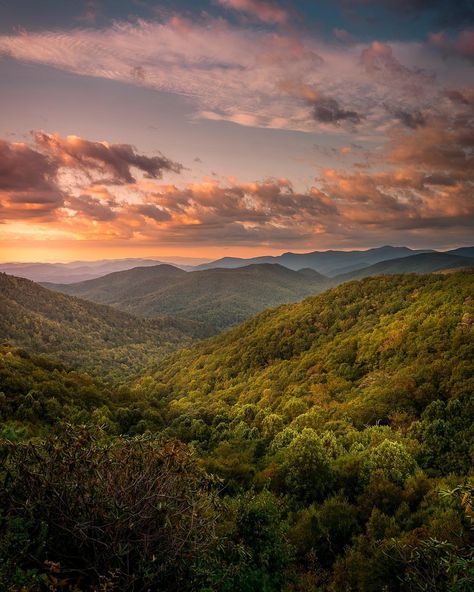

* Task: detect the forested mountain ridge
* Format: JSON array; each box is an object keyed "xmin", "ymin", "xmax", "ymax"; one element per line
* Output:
[
  {"xmin": 334, "ymin": 252, "xmax": 474, "ymax": 282},
  {"xmin": 143, "ymin": 271, "xmax": 473, "ymax": 429},
  {"xmin": 120, "ymin": 270, "xmax": 472, "ymax": 590},
  {"xmin": 0, "ymin": 272, "xmax": 206, "ymax": 379},
  {"xmin": 1, "ymin": 271, "xmax": 473, "ymax": 591},
  {"xmin": 44, "ymin": 263, "xmax": 330, "ymax": 332},
  {"xmin": 0, "ymin": 258, "xmax": 172, "ymax": 283},
  {"xmin": 42, "ymin": 257, "xmax": 474, "ymax": 338},
  {"xmin": 44, "ymin": 264, "xmax": 187, "ymax": 303},
  {"xmin": 194, "ymin": 245, "xmax": 434, "ymax": 275}
]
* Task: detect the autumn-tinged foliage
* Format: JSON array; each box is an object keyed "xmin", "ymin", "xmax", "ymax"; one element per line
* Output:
[
  {"xmin": 0, "ymin": 271, "xmax": 473, "ymax": 590},
  {"xmin": 0, "ymin": 272, "xmax": 205, "ymax": 380}
]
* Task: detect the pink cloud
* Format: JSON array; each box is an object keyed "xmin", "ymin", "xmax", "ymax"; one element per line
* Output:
[
  {"xmin": 430, "ymin": 29, "xmax": 474, "ymax": 63},
  {"xmin": 216, "ymin": 0, "xmax": 289, "ymax": 24},
  {"xmin": 0, "ymin": 16, "xmax": 448, "ymax": 134}
]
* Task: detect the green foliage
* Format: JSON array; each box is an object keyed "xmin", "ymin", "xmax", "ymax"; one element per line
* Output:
[
  {"xmin": 0, "ymin": 272, "xmax": 200, "ymax": 380},
  {"xmin": 0, "ymin": 425, "xmax": 219, "ymax": 591},
  {"xmin": 50, "ymin": 263, "xmax": 329, "ymax": 334},
  {"xmin": 197, "ymin": 490, "xmax": 293, "ymax": 592},
  {"xmin": 1, "ymin": 271, "xmax": 473, "ymax": 590},
  {"xmin": 361, "ymin": 439, "xmax": 417, "ymax": 486},
  {"xmin": 282, "ymin": 428, "xmax": 334, "ymax": 502},
  {"xmin": 147, "ymin": 272, "xmax": 474, "ymax": 431}
]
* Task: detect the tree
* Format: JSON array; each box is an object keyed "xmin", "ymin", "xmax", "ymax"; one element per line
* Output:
[
  {"xmin": 282, "ymin": 428, "xmax": 334, "ymax": 502},
  {"xmin": 362, "ymin": 439, "xmax": 417, "ymax": 486}
]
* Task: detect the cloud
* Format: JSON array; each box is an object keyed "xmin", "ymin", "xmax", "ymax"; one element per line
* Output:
[
  {"xmin": 444, "ymin": 89, "xmax": 472, "ymax": 105},
  {"xmin": 360, "ymin": 41, "xmax": 433, "ymax": 93},
  {"xmin": 390, "ymin": 108, "xmax": 426, "ymax": 128},
  {"xmin": 0, "ymin": 15, "xmax": 451, "ymax": 134},
  {"xmin": 34, "ymin": 132, "xmax": 182, "ymax": 184},
  {"xmin": 66, "ymin": 193, "xmax": 118, "ymax": 221},
  {"xmin": 77, "ymin": 0, "xmax": 101, "ymax": 25},
  {"xmin": 0, "ymin": 140, "xmax": 63, "ymax": 221},
  {"xmin": 216, "ymin": 0, "xmax": 289, "ymax": 24},
  {"xmin": 333, "ymin": 28, "xmax": 354, "ymax": 45},
  {"xmin": 0, "ymin": 140, "xmax": 57, "ymax": 191},
  {"xmin": 430, "ymin": 29, "xmax": 474, "ymax": 64},
  {"xmin": 129, "ymin": 203, "xmax": 171, "ymax": 222},
  {"xmin": 386, "ymin": 116, "xmax": 474, "ymax": 181},
  {"xmin": 279, "ymin": 81, "xmax": 363, "ymax": 126},
  {"xmin": 3, "ymin": 118, "xmax": 472, "ymax": 249},
  {"xmin": 0, "ymin": 133, "xmax": 182, "ymax": 223},
  {"xmin": 313, "ymin": 110, "xmax": 474, "ymax": 233},
  {"xmin": 310, "ymin": 95, "xmax": 362, "ymax": 124},
  {"xmin": 1, "ymin": 83, "xmax": 472, "ymax": 247}
]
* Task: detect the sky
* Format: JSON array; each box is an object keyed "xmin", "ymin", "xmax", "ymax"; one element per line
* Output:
[{"xmin": 0, "ymin": 0, "xmax": 473, "ymax": 262}]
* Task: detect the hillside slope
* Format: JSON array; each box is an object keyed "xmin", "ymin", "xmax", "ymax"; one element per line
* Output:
[
  {"xmin": 334, "ymin": 252, "xmax": 474, "ymax": 282},
  {"xmin": 45, "ymin": 264, "xmax": 330, "ymax": 332},
  {"xmin": 0, "ymin": 273, "xmax": 204, "ymax": 379},
  {"xmin": 2, "ymin": 271, "xmax": 474, "ymax": 591},
  {"xmin": 45, "ymin": 264, "xmax": 187, "ymax": 304},
  {"xmin": 146, "ymin": 271, "xmax": 473, "ymax": 429}
]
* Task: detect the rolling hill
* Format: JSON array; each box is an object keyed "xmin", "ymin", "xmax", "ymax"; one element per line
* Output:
[
  {"xmin": 44, "ymin": 263, "xmax": 330, "ymax": 333},
  {"xmin": 0, "ymin": 273, "xmax": 205, "ymax": 379},
  {"xmin": 0, "ymin": 258, "xmax": 171, "ymax": 284},
  {"xmin": 333, "ymin": 252, "xmax": 474, "ymax": 282},
  {"xmin": 2, "ymin": 270, "xmax": 474, "ymax": 591},
  {"xmin": 194, "ymin": 245, "xmax": 433, "ymax": 276},
  {"xmin": 145, "ymin": 271, "xmax": 474, "ymax": 428}
]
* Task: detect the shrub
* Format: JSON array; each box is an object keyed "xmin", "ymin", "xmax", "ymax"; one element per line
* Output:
[{"xmin": 0, "ymin": 425, "xmax": 219, "ymax": 591}]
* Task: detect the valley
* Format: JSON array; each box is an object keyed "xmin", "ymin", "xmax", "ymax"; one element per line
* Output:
[{"xmin": 1, "ymin": 265, "xmax": 473, "ymax": 591}]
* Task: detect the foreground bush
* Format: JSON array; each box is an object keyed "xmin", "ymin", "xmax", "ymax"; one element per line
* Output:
[{"xmin": 0, "ymin": 425, "xmax": 219, "ymax": 591}]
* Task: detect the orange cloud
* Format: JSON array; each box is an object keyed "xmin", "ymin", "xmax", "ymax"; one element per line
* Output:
[
  {"xmin": 314, "ymin": 111, "xmax": 474, "ymax": 230},
  {"xmin": 1, "ymin": 114, "xmax": 472, "ymax": 252}
]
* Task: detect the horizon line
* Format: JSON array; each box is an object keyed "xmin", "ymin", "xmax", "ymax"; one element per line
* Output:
[{"xmin": 0, "ymin": 244, "xmax": 472, "ymax": 265}]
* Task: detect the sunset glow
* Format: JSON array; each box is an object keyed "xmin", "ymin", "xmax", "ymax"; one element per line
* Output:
[{"xmin": 0, "ymin": 0, "xmax": 473, "ymax": 261}]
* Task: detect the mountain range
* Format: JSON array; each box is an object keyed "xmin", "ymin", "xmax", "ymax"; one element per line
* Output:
[
  {"xmin": 41, "ymin": 248, "xmax": 474, "ymax": 333},
  {"xmin": 44, "ymin": 263, "xmax": 330, "ymax": 333},
  {"xmin": 3, "ymin": 246, "xmax": 473, "ymax": 284},
  {"xmin": 1, "ymin": 263, "xmax": 473, "ymax": 591},
  {"xmin": 0, "ymin": 257, "xmax": 207, "ymax": 284},
  {"xmin": 333, "ymin": 252, "xmax": 474, "ymax": 282},
  {"xmin": 194, "ymin": 245, "xmax": 435, "ymax": 275}
]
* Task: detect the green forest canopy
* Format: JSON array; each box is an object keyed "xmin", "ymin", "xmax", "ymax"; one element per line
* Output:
[{"xmin": 0, "ymin": 271, "xmax": 473, "ymax": 591}]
